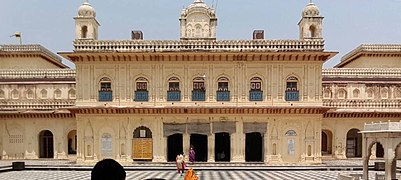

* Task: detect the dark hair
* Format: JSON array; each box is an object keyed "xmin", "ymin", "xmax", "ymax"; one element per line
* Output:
[{"xmin": 91, "ymin": 159, "xmax": 126, "ymax": 180}]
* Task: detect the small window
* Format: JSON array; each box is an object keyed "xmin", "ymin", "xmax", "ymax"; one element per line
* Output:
[
  {"xmin": 395, "ymin": 88, "xmax": 401, "ymax": 98},
  {"xmin": 0, "ymin": 90, "xmax": 5, "ymax": 99},
  {"xmin": 54, "ymin": 89, "xmax": 62, "ymax": 99},
  {"xmin": 193, "ymin": 77, "xmax": 205, "ymax": 91},
  {"xmin": 168, "ymin": 77, "xmax": 180, "ymax": 91},
  {"xmin": 381, "ymin": 88, "xmax": 388, "ymax": 99},
  {"xmin": 309, "ymin": 25, "xmax": 316, "ymax": 38},
  {"xmin": 286, "ymin": 76, "xmax": 298, "ymax": 91},
  {"xmin": 136, "ymin": 77, "xmax": 148, "ymax": 91},
  {"xmin": 367, "ymin": 89, "xmax": 374, "ymax": 99},
  {"xmin": 323, "ymin": 89, "xmax": 331, "ymax": 99},
  {"xmin": 250, "ymin": 77, "xmax": 262, "ymax": 91},
  {"xmin": 81, "ymin": 26, "xmax": 88, "ymax": 39},
  {"xmin": 68, "ymin": 89, "xmax": 76, "ymax": 99},
  {"xmin": 41, "ymin": 89, "xmax": 47, "ymax": 99},
  {"xmin": 353, "ymin": 89, "xmax": 360, "ymax": 98},
  {"xmin": 26, "ymin": 89, "xmax": 34, "ymax": 99},
  {"xmin": 217, "ymin": 77, "xmax": 229, "ymax": 91},
  {"xmin": 11, "ymin": 89, "xmax": 19, "ymax": 99},
  {"xmin": 338, "ymin": 89, "xmax": 346, "ymax": 99},
  {"xmin": 100, "ymin": 77, "xmax": 112, "ymax": 91}
]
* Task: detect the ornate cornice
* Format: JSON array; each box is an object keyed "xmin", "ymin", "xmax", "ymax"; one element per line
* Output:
[
  {"xmin": 0, "ymin": 111, "xmax": 74, "ymax": 119},
  {"xmin": 324, "ymin": 111, "xmax": 401, "ymax": 118},
  {"xmin": 336, "ymin": 44, "xmax": 401, "ymax": 68},
  {"xmin": 0, "ymin": 44, "xmax": 68, "ymax": 68},
  {"xmin": 66, "ymin": 106, "xmax": 331, "ymax": 115},
  {"xmin": 70, "ymin": 39, "xmax": 325, "ymax": 53},
  {"xmin": 0, "ymin": 69, "xmax": 76, "ymax": 80},
  {"xmin": 322, "ymin": 68, "xmax": 401, "ymax": 78},
  {"xmin": 323, "ymin": 99, "xmax": 401, "ymax": 109},
  {"xmin": 0, "ymin": 99, "xmax": 75, "ymax": 110}
]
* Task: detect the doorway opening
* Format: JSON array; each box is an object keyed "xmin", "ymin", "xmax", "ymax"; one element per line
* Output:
[
  {"xmin": 215, "ymin": 132, "xmax": 230, "ymax": 162},
  {"xmin": 346, "ymin": 128, "xmax": 362, "ymax": 158},
  {"xmin": 245, "ymin": 132, "xmax": 263, "ymax": 162},
  {"xmin": 167, "ymin": 134, "xmax": 183, "ymax": 162},
  {"xmin": 39, "ymin": 130, "xmax": 54, "ymax": 158},
  {"xmin": 190, "ymin": 134, "xmax": 208, "ymax": 162}
]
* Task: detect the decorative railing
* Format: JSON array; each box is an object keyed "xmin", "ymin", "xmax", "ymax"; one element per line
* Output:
[
  {"xmin": 167, "ymin": 91, "xmax": 181, "ymax": 101},
  {"xmin": 192, "ymin": 90, "xmax": 206, "ymax": 101},
  {"xmin": 216, "ymin": 91, "xmax": 230, "ymax": 101},
  {"xmin": 322, "ymin": 68, "xmax": 401, "ymax": 78},
  {"xmin": 0, "ymin": 69, "xmax": 76, "ymax": 79},
  {"xmin": 364, "ymin": 121, "xmax": 401, "ymax": 131},
  {"xmin": 0, "ymin": 99, "xmax": 75, "ymax": 110},
  {"xmin": 99, "ymin": 91, "xmax": 113, "ymax": 102},
  {"xmin": 249, "ymin": 91, "xmax": 263, "ymax": 101},
  {"xmin": 0, "ymin": 44, "xmax": 62, "ymax": 62},
  {"xmin": 285, "ymin": 90, "xmax": 299, "ymax": 101},
  {"xmin": 342, "ymin": 44, "xmax": 401, "ymax": 62},
  {"xmin": 323, "ymin": 99, "xmax": 401, "ymax": 108},
  {"xmin": 73, "ymin": 39, "xmax": 325, "ymax": 52},
  {"xmin": 134, "ymin": 91, "xmax": 149, "ymax": 102}
]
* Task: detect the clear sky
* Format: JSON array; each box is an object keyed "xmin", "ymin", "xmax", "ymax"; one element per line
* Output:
[{"xmin": 1, "ymin": 0, "xmax": 401, "ymax": 68}]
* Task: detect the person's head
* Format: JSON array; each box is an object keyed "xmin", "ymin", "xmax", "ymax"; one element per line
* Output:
[{"xmin": 91, "ymin": 159, "xmax": 126, "ymax": 180}]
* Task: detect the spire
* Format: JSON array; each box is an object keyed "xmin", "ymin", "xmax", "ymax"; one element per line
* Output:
[{"xmin": 194, "ymin": 0, "xmax": 204, "ymax": 3}]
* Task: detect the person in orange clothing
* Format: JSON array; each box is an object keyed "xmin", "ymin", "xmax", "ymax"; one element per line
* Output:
[{"xmin": 184, "ymin": 168, "xmax": 198, "ymax": 180}]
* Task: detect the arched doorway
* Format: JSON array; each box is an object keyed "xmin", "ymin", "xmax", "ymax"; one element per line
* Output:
[
  {"xmin": 67, "ymin": 130, "xmax": 77, "ymax": 155},
  {"xmin": 245, "ymin": 132, "xmax": 263, "ymax": 162},
  {"xmin": 376, "ymin": 142, "xmax": 384, "ymax": 158},
  {"xmin": 39, "ymin": 130, "xmax": 54, "ymax": 158},
  {"xmin": 321, "ymin": 130, "xmax": 333, "ymax": 155},
  {"xmin": 215, "ymin": 132, "xmax": 230, "ymax": 162},
  {"xmin": 346, "ymin": 128, "xmax": 362, "ymax": 158},
  {"xmin": 167, "ymin": 134, "xmax": 183, "ymax": 162},
  {"xmin": 190, "ymin": 134, "xmax": 207, "ymax": 162},
  {"xmin": 132, "ymin": 126, "xmax": 153, "ymax": 161}
]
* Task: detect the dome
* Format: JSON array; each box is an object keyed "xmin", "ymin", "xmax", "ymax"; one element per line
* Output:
[
  {"xmin": 302, "ymin": 3, "xmax": 320, "ymax": 17},
  {"xmin": 78, "ymin": 2, "xmax": 96, "ymax": 17}
]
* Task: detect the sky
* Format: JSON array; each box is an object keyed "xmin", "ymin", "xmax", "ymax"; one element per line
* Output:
[{"xmin": 1, "ymin": 0, "xmax": 401, "ymax": 68}]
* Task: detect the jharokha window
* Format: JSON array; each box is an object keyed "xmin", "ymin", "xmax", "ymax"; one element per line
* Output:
[
  {"xmin": 249, "ymin": 77, "xmax": 263, "ymax": 101},
  {"xmin": 285, "ymin": 76, "xmax": 299, "ymax": 101},
  {"xmin": 192, "ymin": 77, "xmax": 206, "ymax": 101},
  {"xmin": 99, "ymin": 77, "xmax": 112, "ymax": 102},
  {"xmin": 167, "ymin": 77, "xmax": 181, "ymax": 101},
  {"xmin": 135, "ymin": 77, "xmax": 149, "ymax": 102},
  {"xmin": 217, "ymin": 77, "xmax": 230, "ymax": 101}
]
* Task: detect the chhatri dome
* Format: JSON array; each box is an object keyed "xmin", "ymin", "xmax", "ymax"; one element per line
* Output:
[
  {"xmin": 302, "ymin": 2, "xmax": 320, "ymax": 17},
  {"xmin": 78, "ymin": 0, "xmax": 96, "ymax": 17}
]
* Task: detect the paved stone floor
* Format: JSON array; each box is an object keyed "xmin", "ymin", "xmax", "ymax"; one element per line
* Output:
[{"xmin": 0, "ymin": 170, "xmax": 391, "ymax": 180}]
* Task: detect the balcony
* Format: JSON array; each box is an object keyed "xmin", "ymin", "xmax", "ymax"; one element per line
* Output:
[
  {"xmin": 249, "ymin": 91, "xmax": 263, "ymax": 101},
  {"xmin": 285, "ymin": 90, "xmax": 299, "ymax": 101},
  {"xmin": 192, "ymin": 90, "xmax": 206, "ymax": 101},
  {"xmin": 99, "ymin": 91, "xmax": 112, "ymax": 102},
  {"xmin": 167, "ymin": 91, "xmax": 181, "ymax": 101},
  {"xmin": 216, "ymin": 91, "xmax": 230, "ymax": 101},
  {"xmin": 135, "ymin": 91, "xmax": 149, "ymax": 102}
]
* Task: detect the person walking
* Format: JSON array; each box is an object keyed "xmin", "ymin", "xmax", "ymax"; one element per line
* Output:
[
  {"xmin": 189, "ymin": 145, "xmax": 195, "ymax": 164},
  {"xmin": 176, "ymin": 153, "xmax": 185, "ymax": 176}
]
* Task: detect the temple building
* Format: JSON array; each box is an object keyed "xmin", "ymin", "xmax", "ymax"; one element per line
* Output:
[{"xmin": 0, "ymin": 0, "xmax": 400, "ymax": 165}]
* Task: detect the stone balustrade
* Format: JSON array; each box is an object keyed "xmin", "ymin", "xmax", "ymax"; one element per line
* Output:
[
  {"xmin": 0, "ymin": 44, "xmax": 62, "ymax": 62},
  {"xmin": 364, "ymin": 120, "xmax": 401, "ymax": 132},
  {"xmin": 73, "ymin": 39, "xmax": 325, "ymax": 52},
  {"xmin": 323, "ymin": 99, "xmax": 401, "ymax": 108},
  {"xmin": 0, "ymin": 69, "xmax": 76, "ymax": 79},
  {"xmin": 0, "ymin": 99, "xmax": 75, "ymax": 110},
  {"xmin": 342, "ymin": 44, "xmax": 401, "ymax": 62},
  {"xmin": 322, "ymin": 68, "xmax": 401, "ymax": 78}
]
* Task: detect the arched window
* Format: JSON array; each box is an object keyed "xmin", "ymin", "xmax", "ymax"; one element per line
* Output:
[
  {"xmin": 81, "ymin": 26, "xmax": 88, "ymax": 39},
  {"xmin": 26, "ymin": 89, "xmax": 34, "ymax": 99},
  {"xmin": 249, "ymin": 77, "xmax": 263, "ymax": 101},
  {"xmin": 285, "ymin": 76, "xmax": 299, "ymax": 101},
  {"xmin": 54, "ymin": 89, "xmax": 62, "ymax": 99},
  {"xmin": 323, "ymin": 89, "xmax": 331, "ymax": 99},
  {"xmin": 309, "ymin": 25, "xmax": 316, "ymax": 38},
  {"xmin": 41, "ymin": 89, "xmax": 48, "ymax": 99},
  {"xmin": 0, "ymin": 89, "xmax": 4, "ymax": 99},
  {"xmin": 195, "ymin": 24, "xmax": 202, "ymax": 38},
  {"xmin": 167, "ymin": 77, "xmax": 180, "ymax": 101},
  {"xmin": 68, "ymin": 89, "xmax": 76, "ymax": 99},
  {"xmin": 135, "ymin": 77, "xmax": 149, "ymax": 102},
  {"xmin": 192, "ymin": 77, "xmax": 206, "ymax": 101},
  {"xmin": 11, "ymin": 89, "xmax": 19, "ymax": 99},
  {"xmin": 367, "ymin": 88, "xmax": 374, "ymax": 99},
  {"xmin": 338, "ymin": 89, "xmax": 347, "ymax": 99},
  {"xmin": 217, "ymin": 77, "xmax": 230, "ymax": 101},
  {"xmin": 353, "ymin": 89, "xmax": 360, "ymax": 98},
  {"xmin": 381, "ymin": 88, "xmax": 388, "ymax": 99},
  {"xmin": 99, "ymin": 77, "xmax": 112, "ymax": 102}
]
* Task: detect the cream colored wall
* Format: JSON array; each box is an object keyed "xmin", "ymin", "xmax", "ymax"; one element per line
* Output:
[
  {"xmin": 75, "ymin": 60, "xmax": 323, "ymax": 106},
  {"xmin": 322, "ymin": 117, "xmax": 401, "ymax": 159},
  {"xmin": 0, "ymin": 83, "xmax": 76, "ymax": 101},
  {"xmin": 1, "ymin": 57, "xmax": 60, "ymax": 69},
  {"xmin": 1, "ymin": 117, "xmax": 76, "ymax": 160},
  {"xmin": 0, "ymin": 120, "xmax": 3, "ymax": 159},
  {"xmin": 342, "ymin": 56, "xmax": 401, "ymax": 68},
  {"xmin": 76, "ymin": 113, "xmax": 322, "ymax": 164}
]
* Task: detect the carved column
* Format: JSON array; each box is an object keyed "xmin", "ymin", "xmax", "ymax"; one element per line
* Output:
[
  {"xmin": 233, "ymin": 121, "xmax": 245, "ymax": 162},
  {"xmin": 183, "ymin": 133, "xmax": 190, "ymax": 157}
]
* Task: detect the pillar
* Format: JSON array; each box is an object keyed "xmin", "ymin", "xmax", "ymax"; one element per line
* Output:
[
  {"xmin": 264, "ymin": 132, "xmax": 269, "ymax": 163},
  {"xmin": 183, "ymin": 133, "xmax": 190, "ymax": 157},
  {"xmin": 391, "ymin": 159, "xmax": 396, "ymax": 179},
  {"xmin": 207, "ymin": 134, "xmax": 215, "ymax": 162},
  {"xmin": 232, "ymin": 121, "xmax": 244, "ymax": 162},
  {"xmin": 362, "ymin": 156, "xmax": 369, "ymax": 180},
  {"xmin": 362, "ymin": 136, "xmax": 369, "ymax": 180},
  {"xmin": 384, "ymin": 145, "xmax": 395, "ymax": 180}
]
